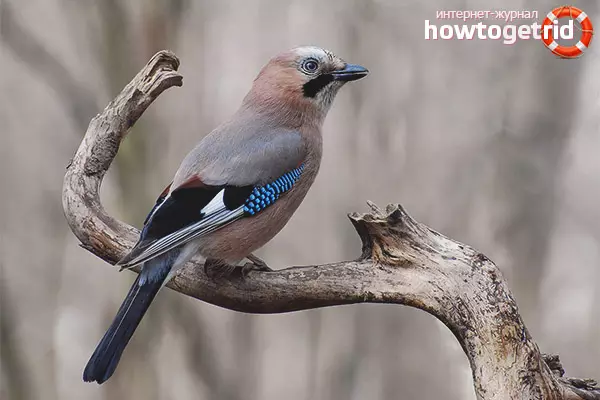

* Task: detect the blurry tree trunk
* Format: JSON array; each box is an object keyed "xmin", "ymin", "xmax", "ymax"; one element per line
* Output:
[
  {"xmin": 0, "ymin": 3, "xmax": 92, "ymax": 399},
  {"xmin": 490, "ymin": 0, "xmax": 598, "ymax": 332},
  {"xmin": 0, "ymin": 270, "xmax": 33, "ymax": 400}
]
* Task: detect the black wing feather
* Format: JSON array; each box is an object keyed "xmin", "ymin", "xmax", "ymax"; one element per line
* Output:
[{"xmin": 118, "ymin": 184, "xmax": 252, "ymax": 267}]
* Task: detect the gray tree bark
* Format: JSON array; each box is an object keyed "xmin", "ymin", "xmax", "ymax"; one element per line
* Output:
[{"xmin": 62, "ymin": 51, "xmax": 600, "ymax": 400}]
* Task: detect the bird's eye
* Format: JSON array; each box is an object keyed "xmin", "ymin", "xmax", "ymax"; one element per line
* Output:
[{"xmin": 301, "ymin": 59, "xmax": 319, "ymax": 73}]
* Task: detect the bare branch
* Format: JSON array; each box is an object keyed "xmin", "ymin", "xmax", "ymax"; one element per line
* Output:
[{"xmin": 62, "ymin": 50, "xmax": 599, "ymax": 400}]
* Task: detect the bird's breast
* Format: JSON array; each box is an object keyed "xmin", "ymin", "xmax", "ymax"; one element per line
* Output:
[{"xmin": 195, "ymin": 157, "xmax": 320, "ymax": 262}]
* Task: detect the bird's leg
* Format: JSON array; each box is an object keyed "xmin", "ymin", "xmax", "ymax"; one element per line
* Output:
[
  {"xmin": 204, "ymin": 258, "xmax": 237, "ymax": 279},
  {"xmin": 203, "ymin": 256, "xmax": 272, "ymax": 281},
  {"xmin": 245, "ymin": 253, "xmax": 273, "ymax": 272}
]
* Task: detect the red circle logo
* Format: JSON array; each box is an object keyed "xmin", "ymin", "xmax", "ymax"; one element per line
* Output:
[{"xmin": 542, "ymin": 6, "xmax": 594, "ymax": 58}]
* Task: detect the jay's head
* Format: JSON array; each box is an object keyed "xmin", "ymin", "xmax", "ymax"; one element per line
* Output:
[{"xmin": 246, "ymin": 46, "xmax": 368, "ymax": 120}]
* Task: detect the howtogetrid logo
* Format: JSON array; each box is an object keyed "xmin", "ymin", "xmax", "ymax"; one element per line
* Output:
[{"xmin": 425, "ymin": 5, "xmax": 594, "ymax": 59}]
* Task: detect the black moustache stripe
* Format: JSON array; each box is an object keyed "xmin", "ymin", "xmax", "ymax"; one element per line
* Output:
[{"xmin": 302, "ymin": 74, "xmax": 334, "ymax": 98}]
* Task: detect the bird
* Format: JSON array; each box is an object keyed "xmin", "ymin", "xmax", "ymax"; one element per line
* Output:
[{"xmin": 83, "ymin": 46, "xmax": 368, "ymax": 384}]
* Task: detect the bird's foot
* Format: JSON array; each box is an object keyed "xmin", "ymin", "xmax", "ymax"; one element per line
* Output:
[
  {"xmin": 241, "ymin": 262, "xmax": 271, "ymax": 277},
  {"xmin": 244, "ymin": 253, "xmax": 273, "ymax": 272},
  {"xmin": 204, "ymin": 256, "xmax": 272, "ymax": 281}
]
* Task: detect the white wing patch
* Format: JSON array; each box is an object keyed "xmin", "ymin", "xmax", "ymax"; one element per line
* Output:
[
  {"xmin": 118, "ymin": 189, "xmax": 244, "ymax": 269},
  {"xmin": 201, "ymin": 190, "xmax": 227, "ymax": 215}
]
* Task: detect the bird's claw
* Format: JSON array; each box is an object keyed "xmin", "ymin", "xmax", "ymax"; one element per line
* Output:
[
  {"xmin": 245, "ymin": 253, "xmax": 273, "ymax": 273},
  {"xmin": 241, "ymin": 262, "xmax": 273, "ymax": 277},
  {"xmin": 204, "ymin": 257, "xmax": 272, "ymax": 280}
]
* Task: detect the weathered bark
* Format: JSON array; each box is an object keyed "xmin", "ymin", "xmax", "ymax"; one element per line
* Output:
[{"xmin": 62, "ymin": 50, "xmax": 599, "ymax": 400}]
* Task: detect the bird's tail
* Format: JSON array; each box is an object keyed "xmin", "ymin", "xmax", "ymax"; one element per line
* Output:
[{"xmin": 83, "ymin": 253, "xmax": 174, "ymax": 384}]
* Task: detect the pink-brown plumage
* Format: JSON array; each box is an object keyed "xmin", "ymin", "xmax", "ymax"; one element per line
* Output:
[
  {"xmin": 241, "ymin": 47, "xmax": 347, "ymax": 128},
  {"xmin": 196, "ymin": 128, "xmax": 323, "ymax": 262},
  {"xmin": 83, "ymin": 46, "xmax": 367, "ymax": 384}
]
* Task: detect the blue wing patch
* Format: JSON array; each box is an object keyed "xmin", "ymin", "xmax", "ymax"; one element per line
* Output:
[{"xmin": 243, "ymin": 164, "xmax": 305, "ymax": 216}]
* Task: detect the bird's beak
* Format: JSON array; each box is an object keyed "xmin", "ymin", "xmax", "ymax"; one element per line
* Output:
[{"xmin": 331, "ymin": 63, "xmax": 369, "ymax": 82}]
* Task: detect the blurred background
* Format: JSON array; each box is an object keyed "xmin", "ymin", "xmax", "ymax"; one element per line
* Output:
[{"xmin": 1, "ymin": 0, "xmax": 599, "ymax": 399}]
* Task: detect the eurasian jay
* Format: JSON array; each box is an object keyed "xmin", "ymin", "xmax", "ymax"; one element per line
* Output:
[{"xmin": 83, "ymin": 46, "xmax": 368, "ymax": 384}]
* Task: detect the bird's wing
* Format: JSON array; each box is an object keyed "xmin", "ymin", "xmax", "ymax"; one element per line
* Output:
[
  {"xmin": 174, "ymin": 123, "xmax": 307, "ymax": 187},
  {"xmin": 117, "ymin": 129, "xmax": 306, "ymax": 269}
]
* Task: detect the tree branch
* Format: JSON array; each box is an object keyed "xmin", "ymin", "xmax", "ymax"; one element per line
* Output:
[{"xmin": 62, "ymin": 50, "xmax": 599, "ymax": 400}]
